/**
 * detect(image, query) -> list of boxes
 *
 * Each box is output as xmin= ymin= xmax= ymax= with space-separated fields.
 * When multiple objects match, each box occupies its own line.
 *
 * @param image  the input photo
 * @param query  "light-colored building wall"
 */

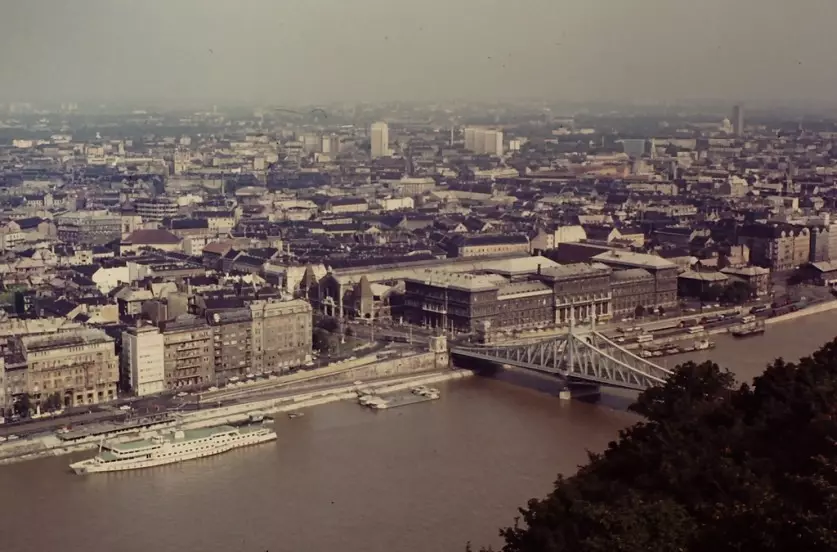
xmin=378 ymin=197 xmax=414 ymax=211
xmin=460 ymin=242 xmax=530 ymax=258
xmin=122 ymin=325 xmax=166 ymax=396
xmin=464 ymin=127 xmax=504 ymax=155
xmin=21 ymin=329 xmax=118 ymax=408
xmin=250 ymin=300 xmax=313 ymax=374
xmin=162 ymin=321 xmax=214 ymax=389
xmin=371 ymin=122 xmax=389 ymax=158
xmin=91 ymin=266 xmax=130 ymax=294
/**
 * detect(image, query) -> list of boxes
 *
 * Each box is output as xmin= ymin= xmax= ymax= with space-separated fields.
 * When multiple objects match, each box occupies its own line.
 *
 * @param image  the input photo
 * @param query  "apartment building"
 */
xmin=160 ymin=316 xmax=214 ymax=389
xmin=447 ymin=234 xmax=530 ymax=258
xmin=134 ymin=197 xmax=179 ymax=222
xmin=207 ymin=308 xmax=252 ymax=382
xmin=122 ymin=324 xmax=165 ymax=396
xmin=249 ymin=300 xmax=313 ymax=374
xmin=20 ymin=328 xmax=119 ymax=408
xmin=737 ymin=223 xmax=810 ymax=271
xmin=193 ymin=210 xmax=237 ymax=233
xmin=56 ymin=211 xmax=122 ymax=245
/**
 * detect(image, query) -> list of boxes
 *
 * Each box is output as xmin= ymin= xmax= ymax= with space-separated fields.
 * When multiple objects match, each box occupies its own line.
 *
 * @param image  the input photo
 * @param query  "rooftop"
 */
xmin=497 ymin=280 xmax=552 ymax=297
xmin=477 ymin=255 xmax=559 ymax=276
xmin=404 ymin=269 xmax=505 ymax=292
xmin=22 ymin=328 xmax=112 ymax=353
xmin=610 ymin=268 xmax=653 ymax=282
xmin=679 ymin=270 xmax=729 ymax=282
xmin=538 ymin=262 xmax=612 ymax=281
xmin=591 ymin=250 xmax=676 ymax=270
xmin=123 ymin=229 xmax=182 ymax=245
xmin=720 ymin=266 xmax=771 ymax=276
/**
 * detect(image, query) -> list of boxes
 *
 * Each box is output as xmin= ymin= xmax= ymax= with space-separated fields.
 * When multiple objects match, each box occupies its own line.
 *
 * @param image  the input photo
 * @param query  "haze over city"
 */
xmin=3 ymin=0 xmax=837 ymax=106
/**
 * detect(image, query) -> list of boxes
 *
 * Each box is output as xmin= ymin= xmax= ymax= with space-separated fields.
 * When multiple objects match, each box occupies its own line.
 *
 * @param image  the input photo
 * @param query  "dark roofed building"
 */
xmin=121 ymin=229 xmax=183 ymax=254
xmin=447 ymin=233 xmax=530 ymax=258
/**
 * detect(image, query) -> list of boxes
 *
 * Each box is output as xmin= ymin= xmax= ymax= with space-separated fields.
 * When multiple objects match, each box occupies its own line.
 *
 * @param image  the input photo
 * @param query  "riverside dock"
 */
xmin=358 ymin=386 xmax=441 ymax=410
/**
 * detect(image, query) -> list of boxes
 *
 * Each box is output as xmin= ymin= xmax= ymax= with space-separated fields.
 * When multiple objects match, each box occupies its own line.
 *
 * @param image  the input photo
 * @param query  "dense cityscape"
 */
xmin=0 ymin=101 xmax=835 ymax=417
xmin=4 ymin=96 xmax=837 ymax=547
xmin=8 ymin=0 xmax=837 ymax=548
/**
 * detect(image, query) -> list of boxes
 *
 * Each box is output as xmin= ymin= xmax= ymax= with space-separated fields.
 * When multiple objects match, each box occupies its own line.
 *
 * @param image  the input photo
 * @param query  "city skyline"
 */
xmin=3 ymin=1 xmax=837 ymax=105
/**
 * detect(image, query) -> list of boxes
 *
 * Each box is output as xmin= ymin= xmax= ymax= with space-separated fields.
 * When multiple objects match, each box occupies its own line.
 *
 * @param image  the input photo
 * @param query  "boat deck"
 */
xmin=108 ymin=425 xmax=237 ymax=453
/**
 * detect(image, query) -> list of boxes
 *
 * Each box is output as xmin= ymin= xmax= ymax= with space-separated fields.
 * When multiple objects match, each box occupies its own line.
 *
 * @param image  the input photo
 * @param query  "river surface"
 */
xmin=1 ymin=311 xmax=836 ymax=552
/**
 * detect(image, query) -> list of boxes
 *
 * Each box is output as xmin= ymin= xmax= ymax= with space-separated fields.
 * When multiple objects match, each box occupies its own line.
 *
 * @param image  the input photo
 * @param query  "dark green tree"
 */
xmin=634 ymin=305 xmax=645 ymax=318
xmin=720 ymin=281 xmax=754 ymax=305
xmin=316 ymin=316 xmax=340 ymax=333
xmin=42 ymin=392 xmax=62 ymax=412
xmin=14 ymin=394 xmax=31 ymax=418
xmin=699 ymin=284 xmax=723 ymax=303
xmin=312 ymin=328 xmax=338 ymax=354
xmin=485 ymin=340 xmax=837 ymax=552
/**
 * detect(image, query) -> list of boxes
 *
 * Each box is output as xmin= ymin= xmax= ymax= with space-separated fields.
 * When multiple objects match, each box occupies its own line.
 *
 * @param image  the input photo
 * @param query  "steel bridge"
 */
xmin=450 ymin=325 xmax=672 ymax=391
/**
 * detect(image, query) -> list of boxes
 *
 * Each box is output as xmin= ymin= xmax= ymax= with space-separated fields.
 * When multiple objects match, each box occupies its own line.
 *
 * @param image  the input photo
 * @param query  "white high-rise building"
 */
xmin=371 ymin=122 xmax=390 ymax=158
xmin=122 ymin=325 xmax=166 ymax=396
xmin=464 ymin=127 xmax=477 ymax=151
xmin=483 ymin=129 xmax=504 ymax=156
xmin=464 ymin=127 xmax=504 ymax=156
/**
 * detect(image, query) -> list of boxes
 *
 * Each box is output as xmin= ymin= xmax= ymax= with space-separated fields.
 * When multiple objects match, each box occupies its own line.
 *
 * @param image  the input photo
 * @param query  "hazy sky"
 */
xmin=2 ymin=0 xmax=837 ymax=105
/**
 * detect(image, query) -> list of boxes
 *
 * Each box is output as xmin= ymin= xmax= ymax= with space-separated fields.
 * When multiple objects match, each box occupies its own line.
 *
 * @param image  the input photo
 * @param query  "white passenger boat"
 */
xmin=69 ymin=423 xmax=276 ymax=475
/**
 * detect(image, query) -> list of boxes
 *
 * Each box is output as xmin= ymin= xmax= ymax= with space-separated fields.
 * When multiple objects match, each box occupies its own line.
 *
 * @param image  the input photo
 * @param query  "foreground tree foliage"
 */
xmin=490 ymin=340 xmax=837 ymax=552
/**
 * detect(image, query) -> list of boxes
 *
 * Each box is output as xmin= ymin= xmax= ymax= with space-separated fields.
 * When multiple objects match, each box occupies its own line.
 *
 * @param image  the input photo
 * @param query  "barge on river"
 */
xmin=639 ymin=339 xmax=715 ymax=359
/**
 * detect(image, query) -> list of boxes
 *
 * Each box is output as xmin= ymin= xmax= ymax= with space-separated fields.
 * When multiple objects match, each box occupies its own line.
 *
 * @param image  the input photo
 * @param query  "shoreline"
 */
xmin=4 ymin=301 xmax=834 ymax=467
xmin=0 ymin=369 xmax=473 ymax=466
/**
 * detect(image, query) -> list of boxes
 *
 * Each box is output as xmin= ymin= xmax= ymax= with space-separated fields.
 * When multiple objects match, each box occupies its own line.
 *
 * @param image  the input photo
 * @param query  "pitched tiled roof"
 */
xmin=123 ymin=229 xmax=181 ymax=245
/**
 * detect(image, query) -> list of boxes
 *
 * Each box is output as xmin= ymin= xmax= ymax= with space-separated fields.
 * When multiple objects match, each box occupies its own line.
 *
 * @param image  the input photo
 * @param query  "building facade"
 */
xmin=464 ymin=127 xmax=504 ymax=156
xmin=371 ymin=122 xmax=390 ymax=158
xmin=56 ymin=211 xmax=122 ymax=245
xmin=249 ymin=300 xmax=313 ymax=374
xmin=403 ymin=270 xmax=503 ymax=333
xmin=535 ymin=264 xmax=613 ymax=324
xmin=592 ymin=251 xmax=679 ymax=310
xmin=134 ymin=197 xmax=179 ymax=222
xmin=160 ymin=317 xmax=214 ymax=389
xmin=609 ymin=268 xmax=657 ymax=317
xmin=809 ymin=225 xmax=831 ymax=263
xmin=207 ymin=308 xmax=253 ymax=382
xmin=737 ymin=223 xmax=810 ymax=271
xmin=122 ymin=324 xmax=165 ymax=396
xmin=20 ymin=329 xmax=118 ymax=408
xmin=448 ymin=234 xmax=530 ymax=258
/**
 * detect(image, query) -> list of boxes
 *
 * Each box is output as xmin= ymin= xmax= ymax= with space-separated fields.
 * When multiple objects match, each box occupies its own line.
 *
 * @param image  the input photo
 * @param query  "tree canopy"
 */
xmin=488 ymin=339 xmax=837 ymax=552
xmin=720 ymin=280 xmax=754 ymax=305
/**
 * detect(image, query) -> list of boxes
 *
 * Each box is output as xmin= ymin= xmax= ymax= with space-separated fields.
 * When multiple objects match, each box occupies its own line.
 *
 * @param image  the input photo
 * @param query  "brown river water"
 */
xmin=1 ymin=311 xmax=835 ymax=552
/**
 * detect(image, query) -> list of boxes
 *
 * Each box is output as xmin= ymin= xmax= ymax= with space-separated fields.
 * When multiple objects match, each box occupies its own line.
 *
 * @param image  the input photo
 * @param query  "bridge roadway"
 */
xmin=450 ymin=325 xmax=673 ymax=392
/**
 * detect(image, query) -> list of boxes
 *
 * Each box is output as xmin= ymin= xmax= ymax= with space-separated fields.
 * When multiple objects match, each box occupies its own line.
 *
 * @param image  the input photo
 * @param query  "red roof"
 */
xmin=202 ymin=241 xmax=234 ymax=255
xmin=123 ymin=229 xmax=182 ymax=245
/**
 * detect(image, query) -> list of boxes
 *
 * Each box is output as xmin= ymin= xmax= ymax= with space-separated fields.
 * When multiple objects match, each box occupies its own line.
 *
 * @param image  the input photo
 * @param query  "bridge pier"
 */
xmin=559 ymin=382 xmax=602 ymax=401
